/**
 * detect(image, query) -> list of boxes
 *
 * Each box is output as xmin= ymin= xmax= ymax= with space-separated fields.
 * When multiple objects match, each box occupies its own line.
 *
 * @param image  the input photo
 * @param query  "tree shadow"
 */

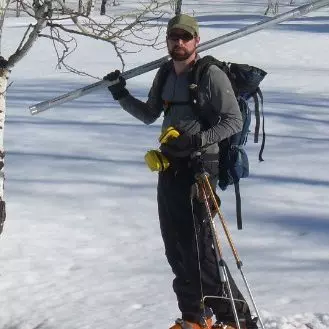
xmin=250 ymin=173 xmax=329 ymax=188
xmin=159 ymin=13 xmax=329 ymax=34
xmin=260 ymin=90 xmax=329 ymax=126
xmin=197 ymin=14 xmax=329 ymax=33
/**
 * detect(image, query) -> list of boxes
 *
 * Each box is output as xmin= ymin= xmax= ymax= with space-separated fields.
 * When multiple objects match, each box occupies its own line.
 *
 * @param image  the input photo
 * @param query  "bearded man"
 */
xmin=104 ymin=14 xmax=258 ymax=329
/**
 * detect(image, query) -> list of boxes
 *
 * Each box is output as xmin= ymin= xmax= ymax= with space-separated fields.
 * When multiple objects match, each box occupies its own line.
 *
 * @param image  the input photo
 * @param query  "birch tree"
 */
xmin=264 ymin=0 xmax=300 ymax=15
xmin=0 ymin=0 xmax=169 ymax=235
xmin=265 ymin=0 xmax=280 ymax=15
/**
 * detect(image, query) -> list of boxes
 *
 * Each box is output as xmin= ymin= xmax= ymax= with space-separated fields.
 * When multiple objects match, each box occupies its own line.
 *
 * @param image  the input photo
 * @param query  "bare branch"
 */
xmin=46 ymin=22 xmax=117 ymax=44
xmin=7 ymin=0 xmax=51 ymax=68
xmin=0 ymin=81 xmax=13 ymax=96
xmin=38 ymin=30 xmax=72 ymax=68
xmin=5 ymin=0 xmax=169 ymax=73
xmin=0 ymin=0 xmax=11 ymax=53
xmin=16 ymin=23 xmax=33 ymax=52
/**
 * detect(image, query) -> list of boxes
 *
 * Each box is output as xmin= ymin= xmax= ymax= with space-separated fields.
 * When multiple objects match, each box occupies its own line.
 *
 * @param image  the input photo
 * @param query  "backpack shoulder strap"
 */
xmin=189 ymin=55 xmax=228 ymax=87
xmin=188 ymin=56 xmax=229 ymax=126
xmin=155 ymin=59 xmax=174 ymax=104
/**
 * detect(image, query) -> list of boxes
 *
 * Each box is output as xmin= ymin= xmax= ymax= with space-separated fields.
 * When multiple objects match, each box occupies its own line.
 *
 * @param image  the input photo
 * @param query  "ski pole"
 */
xmin=196 ymin=174 xmax=241 ymax=329
xmin=203 ymin=176 xmax=266 ymax=329
xmin=29 ymin=0 xmax=329 ymax=115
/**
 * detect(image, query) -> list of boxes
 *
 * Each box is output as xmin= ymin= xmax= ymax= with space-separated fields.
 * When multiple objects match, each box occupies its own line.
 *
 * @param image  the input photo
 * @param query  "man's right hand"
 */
xmin=103 ymin=70 xmax=129 ymax=100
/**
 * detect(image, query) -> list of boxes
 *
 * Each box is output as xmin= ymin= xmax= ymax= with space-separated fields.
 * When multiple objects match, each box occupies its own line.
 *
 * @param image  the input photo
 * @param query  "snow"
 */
xmin=1 ymin=1 xmax=329 ymax=328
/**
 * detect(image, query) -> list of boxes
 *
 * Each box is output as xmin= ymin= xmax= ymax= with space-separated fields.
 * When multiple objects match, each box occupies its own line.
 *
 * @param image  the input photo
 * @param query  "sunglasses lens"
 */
xmin=169 ymin=32 xmax=194 ymax=41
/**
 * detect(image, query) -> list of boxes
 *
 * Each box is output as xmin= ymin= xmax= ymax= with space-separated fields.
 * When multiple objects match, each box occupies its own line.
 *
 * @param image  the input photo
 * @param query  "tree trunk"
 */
xmin=16 ymin=0 xmax=20 ymax=17
xmin=265 ymin=1 xmax=280 ymax=15
xmin=0 ymin=0 xmax=10 ymax=52
xmin=0 ymin=3 xmax=50 ymax=235
xmin=101 ymin=0 xmax=107 ymax=15
xmin=0 ymin=63 xmax=8 ymax=235
xmin=78 ymin=0 xmax=83 ymax=14
xmin=86 ymin=0 xmax=95 ymax=16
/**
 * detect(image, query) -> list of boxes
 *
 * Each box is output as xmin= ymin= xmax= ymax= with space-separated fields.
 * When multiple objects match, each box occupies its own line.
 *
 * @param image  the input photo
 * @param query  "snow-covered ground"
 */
xmin=1 ymin=1 xmax=329 ymax=328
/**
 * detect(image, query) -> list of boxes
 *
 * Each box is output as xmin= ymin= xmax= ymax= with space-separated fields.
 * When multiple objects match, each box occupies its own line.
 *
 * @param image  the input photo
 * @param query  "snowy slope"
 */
xmin=1 ymin=1 xmax=329 ymax=328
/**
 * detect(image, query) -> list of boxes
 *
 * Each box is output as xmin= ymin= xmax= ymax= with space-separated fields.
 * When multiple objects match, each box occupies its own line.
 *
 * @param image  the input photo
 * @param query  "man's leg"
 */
xmin=157 ymin=169 xmax=212 ymax=324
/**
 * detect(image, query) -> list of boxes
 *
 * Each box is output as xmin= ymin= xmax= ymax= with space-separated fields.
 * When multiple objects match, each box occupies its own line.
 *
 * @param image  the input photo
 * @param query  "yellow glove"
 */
xmin=158 ymin=126 xmax=180 ymax=144
xmin=144 ymin=127 xmax=181 ymax=172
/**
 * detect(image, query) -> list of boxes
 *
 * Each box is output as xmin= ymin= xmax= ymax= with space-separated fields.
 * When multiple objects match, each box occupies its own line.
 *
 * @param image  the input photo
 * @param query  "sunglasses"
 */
xmin=168 ymin=32 xmax=194 ymax=42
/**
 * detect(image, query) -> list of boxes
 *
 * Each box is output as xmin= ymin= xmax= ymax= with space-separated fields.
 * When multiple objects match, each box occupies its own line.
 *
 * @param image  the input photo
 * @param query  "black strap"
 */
xmin=252 ymin=92 xmax=260 ymax=143
xmin=167 ymin=101 xmax=190 ymax=105
xmin=163 ymin=100 xmax=190 ymax=116
xmin=251 ymin=88 xmax=265 ymax=162
xmin=157 ymin=60 xmax=174 ymax=112
xmin=0 ymin=200 xmax=6 ymax=235
xmin=234 ymin=182 xmax=243 ymax=230
xmin=188 ymin=56 xmax=224 ymax=128
xmin=257 ymin=88 xmax=265 ymax=162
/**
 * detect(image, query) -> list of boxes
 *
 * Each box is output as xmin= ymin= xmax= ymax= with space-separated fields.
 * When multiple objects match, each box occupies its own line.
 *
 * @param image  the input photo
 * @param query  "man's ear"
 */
xmin=195 ymin=36 xmax=200 ymax=46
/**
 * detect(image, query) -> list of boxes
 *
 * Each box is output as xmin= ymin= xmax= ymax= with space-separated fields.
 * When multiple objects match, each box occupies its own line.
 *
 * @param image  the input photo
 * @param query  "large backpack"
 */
xmin=157 ymin=55 xmax=267 ymax=229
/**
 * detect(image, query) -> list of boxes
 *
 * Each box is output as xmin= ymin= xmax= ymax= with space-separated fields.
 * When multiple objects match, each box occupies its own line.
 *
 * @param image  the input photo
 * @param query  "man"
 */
xmin=104 ymin=14 xmax=258 ymax=329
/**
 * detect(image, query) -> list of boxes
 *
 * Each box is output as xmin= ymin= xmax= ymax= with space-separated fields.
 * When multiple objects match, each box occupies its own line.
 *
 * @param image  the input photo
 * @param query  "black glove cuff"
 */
xmin=109 ymin=87 xmax=130 ymax=100
xmin=193 ymin=133 xmax=202 ymax=149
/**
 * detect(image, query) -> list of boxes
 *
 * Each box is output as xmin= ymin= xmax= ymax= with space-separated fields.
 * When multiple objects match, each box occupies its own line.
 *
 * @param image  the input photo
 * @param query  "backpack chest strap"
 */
xmin=163 ymin=99 xmax=190 ymax=116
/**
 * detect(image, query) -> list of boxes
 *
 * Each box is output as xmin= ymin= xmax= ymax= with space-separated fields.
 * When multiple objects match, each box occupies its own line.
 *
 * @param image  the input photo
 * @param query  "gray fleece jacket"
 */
xmin=118 ymin=58 xmax=242 ymax=157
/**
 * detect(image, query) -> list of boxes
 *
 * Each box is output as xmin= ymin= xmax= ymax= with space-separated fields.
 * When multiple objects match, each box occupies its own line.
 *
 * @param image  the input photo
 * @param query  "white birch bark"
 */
xmin=0 ymin=67 xmax=8 ymax=234
xmin=0 ymin=0 xmax=9 ymax=234
xmin=0 ymin=2 xmax=49 ymax=235
xmin=0 ymin=0 xmax=7 ymax=13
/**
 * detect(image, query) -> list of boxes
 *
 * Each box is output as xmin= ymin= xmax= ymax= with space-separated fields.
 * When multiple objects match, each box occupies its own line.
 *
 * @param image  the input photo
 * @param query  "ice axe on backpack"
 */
xmin=29 ymin=0 xmax=329 ymax=115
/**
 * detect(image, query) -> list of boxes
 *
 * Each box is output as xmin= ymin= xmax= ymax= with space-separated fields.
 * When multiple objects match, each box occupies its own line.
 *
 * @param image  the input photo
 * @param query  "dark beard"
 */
xmin=169 ymin=46 xmax=196 ymax=61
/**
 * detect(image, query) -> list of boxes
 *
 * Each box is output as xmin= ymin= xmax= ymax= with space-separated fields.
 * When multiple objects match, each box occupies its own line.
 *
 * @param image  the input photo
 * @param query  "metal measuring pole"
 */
xmin=29 ymin=0 xmax=329 ymax=115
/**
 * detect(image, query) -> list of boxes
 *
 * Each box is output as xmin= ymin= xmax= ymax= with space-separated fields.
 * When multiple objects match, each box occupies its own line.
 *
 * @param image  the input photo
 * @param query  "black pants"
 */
xmin=157 ymin=166 xmax=253 ymax=324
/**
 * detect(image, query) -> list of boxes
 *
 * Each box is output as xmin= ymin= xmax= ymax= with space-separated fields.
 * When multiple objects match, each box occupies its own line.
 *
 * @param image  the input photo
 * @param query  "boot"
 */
xmin=170 ymin=317 xmax=213 ymax=329
xmin=213 ymin=314 xmax=259 ymax=329
xmin=212 ymin=319 xmax=247 ymax=329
